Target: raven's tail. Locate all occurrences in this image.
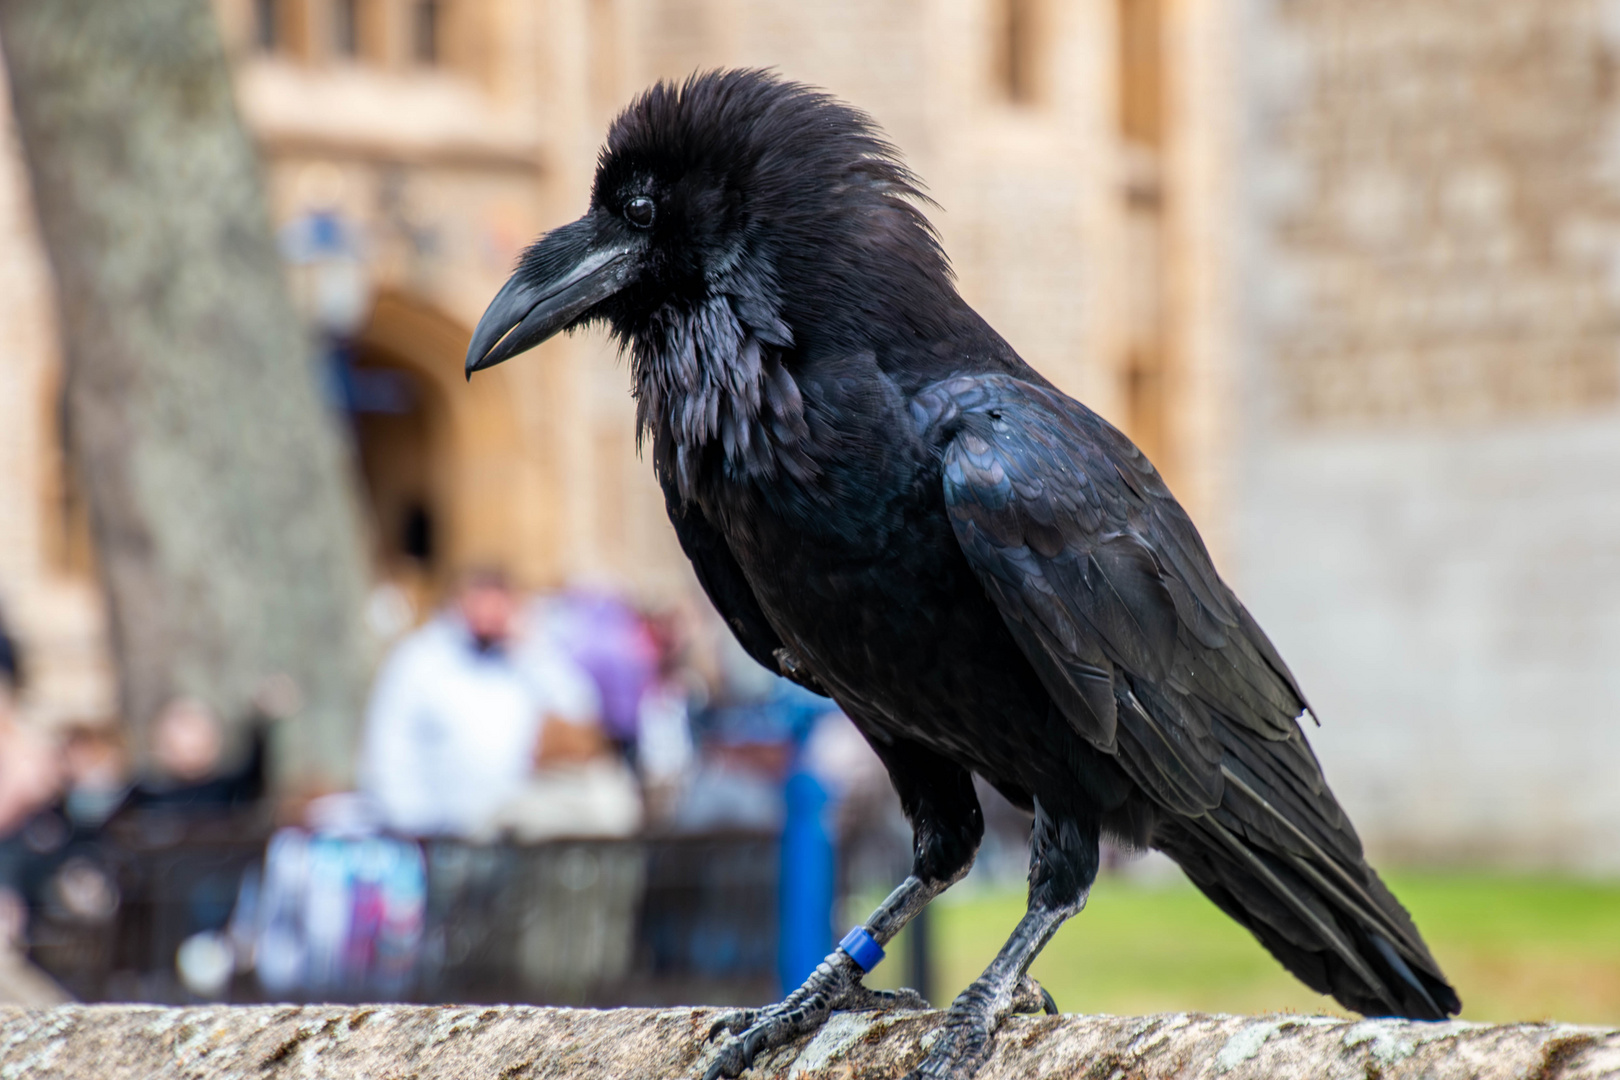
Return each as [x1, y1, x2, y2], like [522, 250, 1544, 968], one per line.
[1154, 804, 1460, 1020]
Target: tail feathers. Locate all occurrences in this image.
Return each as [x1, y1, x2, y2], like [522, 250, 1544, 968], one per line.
[1367, 931, 1452, 1019]
[1155, 816, 1460, 1020]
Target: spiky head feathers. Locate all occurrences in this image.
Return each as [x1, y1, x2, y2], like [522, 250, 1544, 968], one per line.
[589, 69, 956, 345]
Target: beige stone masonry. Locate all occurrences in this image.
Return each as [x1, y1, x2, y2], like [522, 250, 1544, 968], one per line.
[0, 1005, 1615, 1079]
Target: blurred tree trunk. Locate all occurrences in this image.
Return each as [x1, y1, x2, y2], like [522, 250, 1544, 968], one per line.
[0, 0, 374, 788]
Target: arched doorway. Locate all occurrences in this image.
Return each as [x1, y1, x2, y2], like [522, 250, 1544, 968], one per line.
[341, 289, 526, 619]
[344, 352, 451, 614]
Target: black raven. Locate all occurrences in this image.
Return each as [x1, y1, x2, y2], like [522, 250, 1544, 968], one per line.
[467, 70, 1460, 1079]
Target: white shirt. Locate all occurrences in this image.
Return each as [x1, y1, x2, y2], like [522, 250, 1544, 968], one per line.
[357, 616, 600, 837]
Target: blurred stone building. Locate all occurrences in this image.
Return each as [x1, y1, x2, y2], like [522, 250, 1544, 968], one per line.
[0, 0, 1614, 868]
[1240, 0, 1620, 871]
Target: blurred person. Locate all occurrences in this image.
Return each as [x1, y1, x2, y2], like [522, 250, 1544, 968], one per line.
[0, 712, 65, 952]
[0, 712, 61, 841]
[0, 718, 123, 993]
[488, 591, 645, 842]
[0, 601, 18, 700]
[150, 698, 221, 782]
[121, 697, 266, 817]
[56, 724, 130, 831]
[634, 608, 701, 823]
[483, 728, 643, 841]
[0, 885, 68, 1005]
[526, 588, 659, 760]
[97, 696, 276, 1000]
[0, 722, 128, 963]
[802, 710, 886, 805]
[358, 568, 602, 838]
[0, 603, 33, 906]
[0, 708, 258, 1001]
[672, 640, 833, 832]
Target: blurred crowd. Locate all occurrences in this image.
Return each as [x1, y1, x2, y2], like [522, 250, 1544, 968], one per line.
[0, 572, 899, 1003]
[354, 567, 864, 843]
[0, 598, 272, 1002]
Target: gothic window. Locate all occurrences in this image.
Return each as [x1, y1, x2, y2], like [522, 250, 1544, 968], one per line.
[413, 0, 441, 65]
[333, 0, 360, 58]
[1118, 0, 1163, 146]
[253, 0, 279, 53]
[993, 0, 1043, 105]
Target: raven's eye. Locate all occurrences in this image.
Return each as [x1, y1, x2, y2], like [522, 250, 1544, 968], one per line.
[624, 196, 656, 228]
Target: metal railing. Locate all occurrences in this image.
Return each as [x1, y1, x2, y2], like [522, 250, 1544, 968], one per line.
[24, 817, 783, 1007]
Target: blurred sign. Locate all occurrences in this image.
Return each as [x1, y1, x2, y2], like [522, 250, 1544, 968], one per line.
[280, 209, 372, 337]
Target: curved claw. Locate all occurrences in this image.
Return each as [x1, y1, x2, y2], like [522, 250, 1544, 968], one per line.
[698, 951, 876, 1079]
[1008, 974, 1054, 1016]
[906, 974, 1050, 1079]
[701, 1041, 750, 1080]
[702, 1017, 790, 1080]
[743, 1027, 771, 1061]
[705, 1010, 755, 1042]
[702, 1004, 815, 1079]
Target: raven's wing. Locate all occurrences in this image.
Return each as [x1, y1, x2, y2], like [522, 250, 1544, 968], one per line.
[921, 374, 1317, 821]
[663, 478, 828, 697]
[920, 373, 1457, 1019]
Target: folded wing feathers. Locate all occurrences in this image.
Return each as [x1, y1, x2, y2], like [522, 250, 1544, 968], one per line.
[936, 374, 1447, 995]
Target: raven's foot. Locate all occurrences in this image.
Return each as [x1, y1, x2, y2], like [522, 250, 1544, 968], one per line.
[904, 974, 1056, 1080]
[701, 951, 929, 1080]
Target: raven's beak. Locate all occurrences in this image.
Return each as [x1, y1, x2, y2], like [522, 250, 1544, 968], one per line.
[465, 218, 638, 377]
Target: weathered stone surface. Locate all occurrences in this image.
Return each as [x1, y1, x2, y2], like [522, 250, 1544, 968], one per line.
[0, 1005, 1614, 1079]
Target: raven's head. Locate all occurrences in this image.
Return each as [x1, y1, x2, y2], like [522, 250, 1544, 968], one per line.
[465, 69, 956, 379]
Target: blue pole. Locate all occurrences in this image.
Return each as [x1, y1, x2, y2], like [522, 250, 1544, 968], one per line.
[778, 767, 834, 993]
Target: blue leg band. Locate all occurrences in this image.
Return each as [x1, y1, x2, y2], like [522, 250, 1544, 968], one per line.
[839, 926, 885, 972]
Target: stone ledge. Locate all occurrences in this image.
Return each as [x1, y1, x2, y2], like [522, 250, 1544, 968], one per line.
[0, 1005, 1616, 1079]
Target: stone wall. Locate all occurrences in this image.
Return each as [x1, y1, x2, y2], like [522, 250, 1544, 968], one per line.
[0, 1005, 1615, 1079]
[1259, 0, 1620, 426]
[1238, 0, 1620, 868]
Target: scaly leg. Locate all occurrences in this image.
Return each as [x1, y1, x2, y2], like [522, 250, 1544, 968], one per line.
[702, 739, 983, 1080]
[905, 796, 1099, 1080]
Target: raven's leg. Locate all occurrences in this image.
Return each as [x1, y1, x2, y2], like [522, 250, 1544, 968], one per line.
[904, 796, 1099, 1080]
[701, 739, 982, 1080]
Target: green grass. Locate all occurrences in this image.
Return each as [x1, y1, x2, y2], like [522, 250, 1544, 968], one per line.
[856, 871, 1620, 1024]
